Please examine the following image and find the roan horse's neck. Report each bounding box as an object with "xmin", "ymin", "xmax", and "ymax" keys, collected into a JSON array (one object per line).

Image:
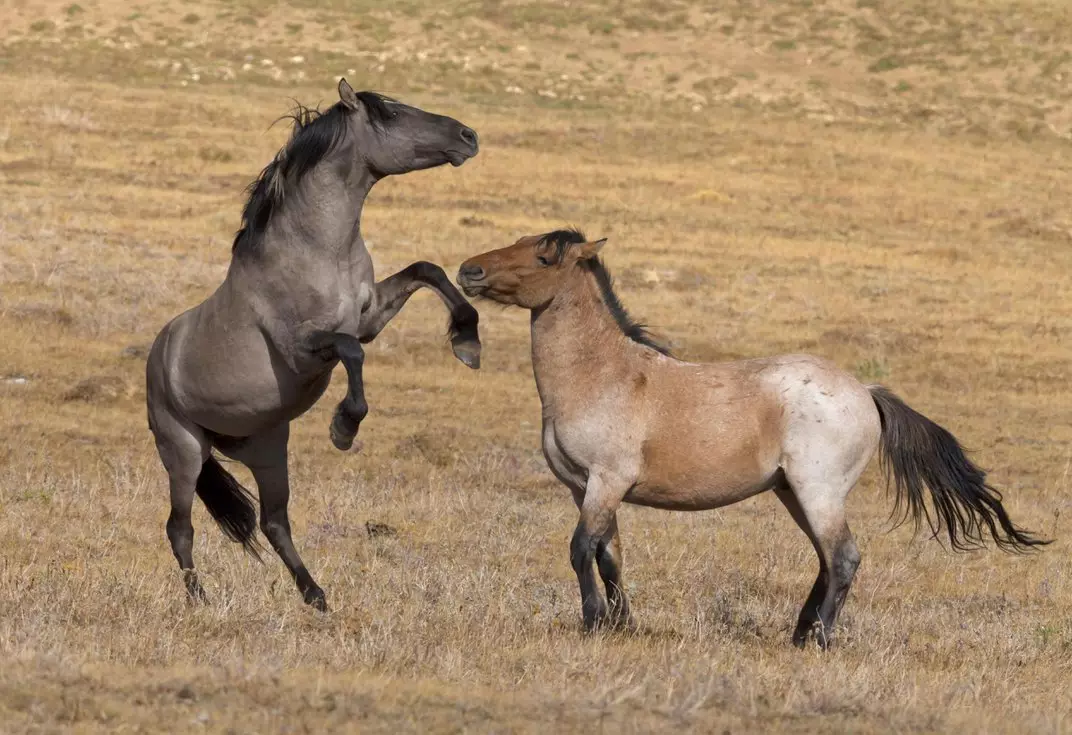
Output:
[{"xmin": 529, "ymin": 273, "xmax": 634, "ymax": 415}]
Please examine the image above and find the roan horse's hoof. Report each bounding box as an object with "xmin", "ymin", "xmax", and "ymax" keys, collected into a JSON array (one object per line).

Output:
[
  {"xmin": 793, "ymin": 620, "xmax": 833, "ymax": 650},
  {"xmin": 183, "ymin": 570, "xmax": 208, "ymax": 605},
  {"xmin": 451, "ymin": 339, "xmax": 481, "ymax": 370}
]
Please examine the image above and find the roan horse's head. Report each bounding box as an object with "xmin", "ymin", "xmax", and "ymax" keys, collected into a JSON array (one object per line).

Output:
[
  {"xmin": 337, "ymin": 78, "xmax": 479, "ymax": 175},
  {"xmin": 457, "ymin": 229, "xmax": 608, "ymax": 310}
]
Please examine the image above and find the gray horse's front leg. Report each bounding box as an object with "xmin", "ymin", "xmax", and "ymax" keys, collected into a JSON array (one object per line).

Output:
[
  {"xmin": 309, "ymin": 331, "xmax": 368, "ymax": 451},
  {"xmin": 361, "ymin": 261, "xmax": 481, "ymax": 369}
]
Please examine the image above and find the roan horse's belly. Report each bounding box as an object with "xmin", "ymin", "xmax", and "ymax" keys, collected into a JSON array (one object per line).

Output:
[
  {"xmin": 623, "ymin": 468, "xmax": 786, "ymax": 511},
  {"xmin": 625, "ymin": 420, "xmax": 787, "ymax": 511}
]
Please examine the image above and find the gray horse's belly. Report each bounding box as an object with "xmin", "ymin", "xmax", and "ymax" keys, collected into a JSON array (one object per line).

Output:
[
  {"xmin": 184, "ymin": 370, "xmax": 333, "ymax": 437},
  {"xmin": 182, "ymin": 368, "xmax": 333, "ymax": 438},
  {"xmin": 173, "ymin": 324, "xmax": 336, "ymax": 438}
]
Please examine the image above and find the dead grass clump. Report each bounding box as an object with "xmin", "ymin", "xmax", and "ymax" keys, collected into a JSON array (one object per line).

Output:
[{"xmin": 61, "ymin": 375, "xmax": 127, "ymax": 403}]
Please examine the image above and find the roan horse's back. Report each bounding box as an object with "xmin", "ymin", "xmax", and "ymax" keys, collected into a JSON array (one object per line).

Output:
[{"xmin": 630, "ymin": 353, "xmax": 880, "ymax": 511}]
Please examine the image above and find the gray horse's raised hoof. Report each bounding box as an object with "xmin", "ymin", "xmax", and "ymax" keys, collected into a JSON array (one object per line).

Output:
[
  {"xmin": 451, "ymin": 338, "xmax": 481, "ymax": 370},
  {"xmin": 329, "ymin": 407, "xmax": 360, "ymax": 451}
]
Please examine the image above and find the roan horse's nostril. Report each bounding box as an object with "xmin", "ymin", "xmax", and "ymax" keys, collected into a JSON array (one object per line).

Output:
[
  {"xmin": 460, "ymin": 264, "xmax": 485, "ymax": 281},
  {"xmin": 459, "ymin": 126, "xmax": 478, "ymax": 149}
]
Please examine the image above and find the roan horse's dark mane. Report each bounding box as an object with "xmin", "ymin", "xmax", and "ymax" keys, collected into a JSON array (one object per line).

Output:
[
  {"xmin": 232, "ymin": 91, "xmax": 394, "ymax": 255},
  {"xmin": 537, "ymin": 229, "xmax": 673, "ymax": 357}
]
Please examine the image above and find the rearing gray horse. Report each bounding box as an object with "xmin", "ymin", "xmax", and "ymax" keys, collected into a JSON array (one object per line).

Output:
[{"xmin": 146, "ymin": 79, "xmax": 481, "ymax": 611}]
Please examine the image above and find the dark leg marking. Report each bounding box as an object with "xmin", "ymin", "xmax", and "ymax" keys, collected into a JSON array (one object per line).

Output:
[
  {"xmin": 595, "ymin": 516, "xmax": 634, "ymax": 630},
  {"xmin": 311, "ymin": 331, "xmax": 368, "ymax": 451},
  {"xmin": 570, "ymin": 524, "xmax": 608, "ymax": 631}
]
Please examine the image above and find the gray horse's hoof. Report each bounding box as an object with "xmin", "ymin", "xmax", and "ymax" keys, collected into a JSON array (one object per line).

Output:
[
  {"xmin": 451, "ymin": 339, "xmax": 481, "ymax": 370},
  {"xmin": 330, "ymin": 411, "xmax": 361, "ymax": 451},
  {"xmin": 304, "ymin": 587, "xmax": 329, "ymax": 612}
]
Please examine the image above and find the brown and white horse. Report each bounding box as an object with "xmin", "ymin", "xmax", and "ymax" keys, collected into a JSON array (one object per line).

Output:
[{"xmin": 457, "ymin": 229, "xmax": 1047, "ymax": 648}]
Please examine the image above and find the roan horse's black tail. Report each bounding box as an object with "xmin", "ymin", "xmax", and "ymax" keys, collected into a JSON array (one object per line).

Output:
[
  {"xmin": 196, "ymin": 456, "xmax": 263, "ymax": 559},
  {"xmin": 869, "ymin": 386, "xmax": 1049, "ymax": 553}
]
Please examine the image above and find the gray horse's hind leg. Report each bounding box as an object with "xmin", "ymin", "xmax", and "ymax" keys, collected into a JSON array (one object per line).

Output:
[
  {"xmin": 774, "ymin": 487, "xmax": 860, "ymax": 649},
  {"xmin": 151, "ymin": 413, "xmax": 211, "ymax": 603},
  {"xmin": 361, "ymin": 261, "xmax": 481, "ymax": 369},
  {"xmin": 216, "ymin": 425, "xmax": 328, "ymax": 611}
]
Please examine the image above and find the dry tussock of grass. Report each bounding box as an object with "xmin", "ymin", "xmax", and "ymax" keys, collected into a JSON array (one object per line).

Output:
[{"xmin": 1, "ymin": 0, "xmax": 1071, "ymax": 732}]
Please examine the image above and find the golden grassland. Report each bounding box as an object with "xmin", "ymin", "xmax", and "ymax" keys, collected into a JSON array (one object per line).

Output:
[{"xmin": 1, "ymin": 0, "xmax": 1071, "ymax": 731}]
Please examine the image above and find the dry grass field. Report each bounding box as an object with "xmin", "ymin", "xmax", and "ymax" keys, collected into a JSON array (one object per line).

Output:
[{"xmin": 1, "ymin": 0, "xmax": 1071, "ymax": 731}]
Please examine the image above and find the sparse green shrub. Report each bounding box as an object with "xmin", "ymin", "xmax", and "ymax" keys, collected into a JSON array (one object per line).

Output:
[
  {"xmin": 869, "ymin": 56, "xmax": 902, "ymax": 73},
  {"xmin": 855, "ymin": 357, "xmax": 891, "ymax": 381}
]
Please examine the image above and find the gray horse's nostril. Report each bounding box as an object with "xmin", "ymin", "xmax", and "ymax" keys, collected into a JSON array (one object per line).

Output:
[
  {"xmin": 460, "ymin": 264, "xmax": 485, "ymax": 281},
  {"xmin": 459, "ymin": 126, "xmax": 478, "ymax": 149}
]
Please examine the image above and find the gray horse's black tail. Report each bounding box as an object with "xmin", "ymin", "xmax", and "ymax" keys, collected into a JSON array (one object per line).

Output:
[
  {"xmin": 196, "ymin": 456, "xmax": 263, "ymax": 559},
  {"xmin": 869, "ymin": 386, "xmax": 1049, "ymax": 553}
]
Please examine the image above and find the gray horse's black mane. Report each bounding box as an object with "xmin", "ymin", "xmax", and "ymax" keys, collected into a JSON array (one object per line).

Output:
[
  {"xmin": 537, "ymin": 229, "xmax": 672, "ymax": 357},
  {"xmin": 232, "ymin": 91, "xmax": 394, "ymax": 255}
]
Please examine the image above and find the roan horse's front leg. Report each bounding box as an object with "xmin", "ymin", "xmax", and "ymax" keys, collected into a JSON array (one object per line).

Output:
[{"xmin": 361, "ymin": 261, "xmax": 482, "ymax": 369}]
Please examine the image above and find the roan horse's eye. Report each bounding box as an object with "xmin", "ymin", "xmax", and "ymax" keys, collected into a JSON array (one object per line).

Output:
[{"xmin": 536, "ymin": 255, "xmax": 552, "ymax": 267}]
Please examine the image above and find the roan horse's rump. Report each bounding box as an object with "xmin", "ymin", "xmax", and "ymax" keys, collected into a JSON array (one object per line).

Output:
[
  {"xmin": 457, "ymin": 229, "xmax": 1049, "ymax": 648},
  {"xmin": 147, "ymin": 80, "xmax": 481, "ymax": 611}
]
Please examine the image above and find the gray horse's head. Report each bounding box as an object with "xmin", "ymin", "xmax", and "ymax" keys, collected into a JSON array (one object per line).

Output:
[{"xmin": 337, "ymin": 78, "xmax": 478, "ymax": 176}]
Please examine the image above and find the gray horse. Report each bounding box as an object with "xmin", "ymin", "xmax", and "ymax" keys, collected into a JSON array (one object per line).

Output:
[{"xmin": 146, "ymin": 80, "xmax": 481, "ymax": 611}]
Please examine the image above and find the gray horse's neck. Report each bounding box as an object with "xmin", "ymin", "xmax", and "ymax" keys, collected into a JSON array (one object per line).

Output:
[{"xmin": 243, "ymin": 137, "xmax": 379, "ymax": 269}]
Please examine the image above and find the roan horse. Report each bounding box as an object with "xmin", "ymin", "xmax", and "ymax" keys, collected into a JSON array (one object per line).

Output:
[
  {"xmin": 457, "ymin": 229, "xmax": 1048, "ymax": 647},
  {"xmin": 147, "ymin": 80, "xmax": 481, "ymax": 611}
]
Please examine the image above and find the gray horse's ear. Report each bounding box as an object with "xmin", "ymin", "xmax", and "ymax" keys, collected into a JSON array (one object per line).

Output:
[
  {"xmin": 577, "ymin": 238, "xmax": 607, "ymax": 260},
  {"xmin": 338, "ymin": 78, "xmax": 359, "ymax": 110}
]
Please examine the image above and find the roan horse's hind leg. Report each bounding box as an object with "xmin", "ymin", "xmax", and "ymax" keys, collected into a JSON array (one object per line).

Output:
[
  {"xmin": 775, "ymin": 487, "xmax": 860, "ymax": 649},
  {"xmin": 596, "ymin": 515, "xmax": 635, "ymax": 630},
  {"xmin": 570, "ymin": 472, "xmax": 632, "ymax": 631},
  {"xmin": 216, "ymin": 425, "xmax": 328, "ymax": 611}
]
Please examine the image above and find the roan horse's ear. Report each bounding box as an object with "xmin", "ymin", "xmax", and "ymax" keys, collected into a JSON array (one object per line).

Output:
[
  {"xmin": 338, "ymin": 78, "xmax": 359, "ymax": 110},
  {"xmin": 576, "ymin": 238, "xmax": 608, "ymax": 260}
]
